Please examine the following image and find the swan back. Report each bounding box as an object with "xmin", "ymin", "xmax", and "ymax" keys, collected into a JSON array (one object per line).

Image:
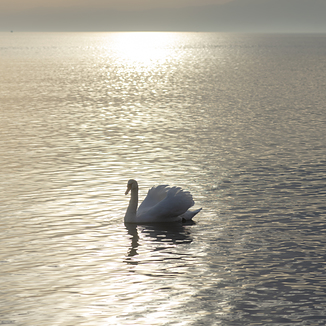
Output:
[
  {"xmin": 157, "ymin": 186, "xmax": 194, "ymax": 217},
  {"xmin": 137, "ymin": 185, "xmax": 169, "ymax": 216},
  {"xmin": 137, "ymin": 185, "xmax": 194, "ymax": 222}
]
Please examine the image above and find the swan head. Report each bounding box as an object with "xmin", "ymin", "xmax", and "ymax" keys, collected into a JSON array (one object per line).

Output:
[{"xmin": 125, "ymin": 179, "xmax": 138, "ymax": 195}]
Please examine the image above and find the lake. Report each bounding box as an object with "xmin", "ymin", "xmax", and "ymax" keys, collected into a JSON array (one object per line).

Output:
[{"xmin": 1, "ymin": 32, "xmax": 326, "ymax": 325}]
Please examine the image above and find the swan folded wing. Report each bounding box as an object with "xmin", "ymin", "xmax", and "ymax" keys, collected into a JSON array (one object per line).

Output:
[
  {"xmin": 143, "ymin": 186, "xmax": 194, "ymax": 219},
  {"xmin": 137, "ymin": 185, "xmax": 170, "ymax": 216}
]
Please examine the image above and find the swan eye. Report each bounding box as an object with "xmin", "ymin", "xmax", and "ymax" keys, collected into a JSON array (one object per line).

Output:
[{"xmin": 127, "ymin": 179, "xmax": 136, "ymax": 187}]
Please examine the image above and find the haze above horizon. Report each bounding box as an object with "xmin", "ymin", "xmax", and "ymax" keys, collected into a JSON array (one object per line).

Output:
[{"xmin": 1, "ymin": 0, "xmax": 326, "ymax": 33}]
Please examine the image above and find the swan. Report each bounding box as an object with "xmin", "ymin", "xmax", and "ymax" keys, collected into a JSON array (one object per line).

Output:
[{"xmin": 124, "ymin": 179, "xmax": 201, "ymax": 223}]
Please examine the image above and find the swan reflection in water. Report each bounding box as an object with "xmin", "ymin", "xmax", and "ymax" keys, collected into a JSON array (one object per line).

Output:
[{"xmin": 124, "ymin": 222, "xmax": 195, "ymax": 264}]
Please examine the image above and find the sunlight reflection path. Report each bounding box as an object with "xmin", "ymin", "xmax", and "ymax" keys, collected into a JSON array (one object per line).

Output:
[{"xmin": 105, "ymin": 32, "xmax": 181, "ymax": 67}]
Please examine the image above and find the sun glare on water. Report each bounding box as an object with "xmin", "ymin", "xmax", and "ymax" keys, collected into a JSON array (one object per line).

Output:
[{"xmin": 107, "ymin": 32, "xmax": 180, "ymax": 66}]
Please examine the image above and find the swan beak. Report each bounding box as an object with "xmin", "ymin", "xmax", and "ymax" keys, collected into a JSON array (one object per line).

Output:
[{"xmin": 125, "ymin": 184, "xmax": 132, "ymax": 195}]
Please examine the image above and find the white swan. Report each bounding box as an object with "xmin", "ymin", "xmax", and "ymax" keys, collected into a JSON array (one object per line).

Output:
[{"xmin": 124, "ymin": 179, "xmax": 202, "ymax": 224}]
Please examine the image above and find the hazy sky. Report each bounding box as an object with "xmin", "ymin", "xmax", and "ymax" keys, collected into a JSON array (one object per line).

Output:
[
  {"xmin": 1, "ymin": 0, "xmax": 326, "ymax": 32},
  {"xmin": 2, "ymin": 0, "xmax": 231, "ymax": 11}
]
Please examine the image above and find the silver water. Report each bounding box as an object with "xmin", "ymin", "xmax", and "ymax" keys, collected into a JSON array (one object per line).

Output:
[{"xmin": 1, "ymin": 32, "xmax": 325, "ymax": 325}]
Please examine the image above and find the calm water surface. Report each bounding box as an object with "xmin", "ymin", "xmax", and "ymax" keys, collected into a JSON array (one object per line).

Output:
[{"xmin": 1, "ymin": 32, "xmax": 326, "ymax": 325}]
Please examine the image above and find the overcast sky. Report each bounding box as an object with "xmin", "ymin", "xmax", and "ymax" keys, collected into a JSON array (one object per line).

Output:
[
  {"xmin": 1, "ymin": 0, "xmax": 231, "ymax": 11},
  {"xmin": 1, "ymin": 0, "xmax": 326, "ymax": 32}
]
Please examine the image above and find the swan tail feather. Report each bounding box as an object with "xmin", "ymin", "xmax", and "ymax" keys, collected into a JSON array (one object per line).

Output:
[{"xmin": 181, "ymin": 208, "xmax": 202, "ymax": 221}]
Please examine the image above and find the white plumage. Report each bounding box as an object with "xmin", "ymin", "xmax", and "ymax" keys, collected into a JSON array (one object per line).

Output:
[{"xmin": 124, "ymin": 179, "xmax": 201, "ymax": 223}]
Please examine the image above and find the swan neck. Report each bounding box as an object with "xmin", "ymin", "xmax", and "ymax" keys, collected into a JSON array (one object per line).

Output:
[{"xmin": 124, "ymin": 187, "xmax": 138, "ymax": 223}]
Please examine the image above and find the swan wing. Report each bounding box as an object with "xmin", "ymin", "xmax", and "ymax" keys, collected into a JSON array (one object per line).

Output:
[
  {"xmin": 142, "ymin": 186, "xmax": 194, "ymax": 220},
  {"xmin": 137, "ymin": 185, "xmax": 170, "ymax": 216}
]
